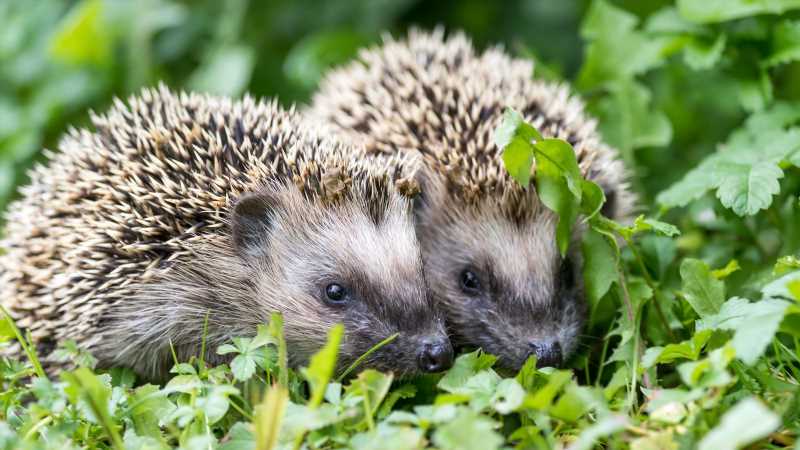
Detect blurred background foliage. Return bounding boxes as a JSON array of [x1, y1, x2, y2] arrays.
[[1, 0, 800, 277]]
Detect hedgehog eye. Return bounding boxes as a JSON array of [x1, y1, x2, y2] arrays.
[[324, 283, 349, 306], [459, 269, 482, 296]]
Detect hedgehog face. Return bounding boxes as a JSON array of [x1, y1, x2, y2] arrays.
[[416, 189, 587, 370], [232, 187, 453, 377]]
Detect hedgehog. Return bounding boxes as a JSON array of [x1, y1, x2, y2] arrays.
[[0, 85, 454, 380], [307, 29, 635, 370]]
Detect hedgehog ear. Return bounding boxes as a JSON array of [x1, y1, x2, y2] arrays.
[[231, 191, 279, 256]]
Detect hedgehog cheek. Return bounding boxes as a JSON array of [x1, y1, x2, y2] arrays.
[[231, 191, 279, 258]]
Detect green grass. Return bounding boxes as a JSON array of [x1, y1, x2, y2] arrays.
[[2, 0, 800, 448]]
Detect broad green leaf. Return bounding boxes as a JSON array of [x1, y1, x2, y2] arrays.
[[580, 179, 606, 219], [698, 397, 781, 450], [580, 0, 638, 39], [490, 378, 525, 414], [501, 139, 535, 187], [230, 353, 257, 381], [715, 160, 783, 216], [349, 369, 394, 421], [581, 228, 618, 305], [762, 270, 800, 298], [535, 138, 582, 255], [495, 108, 542, 187], [697, 297, 789, 365], [438, 350, 497, 394], [680, 259, 725, 317], [678, 0, 800, 24], [432, 408, 502, 450]]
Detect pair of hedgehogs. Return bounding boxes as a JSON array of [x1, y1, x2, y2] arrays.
[[0, 30, 631, 380]]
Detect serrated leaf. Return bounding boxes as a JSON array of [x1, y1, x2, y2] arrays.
[[698, 397, 781, 450], [715, 160, 783, 216], [680, 259, 725, 318]]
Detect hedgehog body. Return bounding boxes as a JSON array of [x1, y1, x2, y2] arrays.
[[308, 29, 634, 369], [0, 86, 452, 379]]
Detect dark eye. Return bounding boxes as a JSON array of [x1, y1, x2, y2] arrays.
[[325, 283, 348, 305], [459, 269, 482, 295]]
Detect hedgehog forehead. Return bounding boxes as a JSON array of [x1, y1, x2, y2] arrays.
[[273, 191, 425, 304], [422, 193, 560, 296]]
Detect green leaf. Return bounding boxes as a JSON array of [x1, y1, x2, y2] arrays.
[[490, 379, 525, 414], [50, 0, 114, 66], [130, 384, 175, 439], [494, 108, 542, 187], [580, 179, 606, 220], [698, 397, 781, 450], [62, 368, 124, 450], [642, 329, 713, 368], [581, 228, 619, 305], [764, 20, 800, 66], [697, 297, 789, 365], [438, 350, 497, 393], [677, 344, 735, 388], [501, 140, 535, 187], [715, 160, 783, 216], [230, 353, 257, 381], [350, 422, 424, 450], [678, 0, 800, 24], [578, 2, 673, 89], [303, 324, 343, 408], [535, 138, 582, 255], [432, 408, 502, 450], [592, 80, 672, 159], [680, 259, 725, 318], [684, 33, 726, 70]]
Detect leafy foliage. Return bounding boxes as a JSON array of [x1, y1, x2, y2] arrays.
[[2, 0, 800, 449]]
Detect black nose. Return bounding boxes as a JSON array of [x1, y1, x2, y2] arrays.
[[417, 338, 454, 373], [530, 341, 562, 367]]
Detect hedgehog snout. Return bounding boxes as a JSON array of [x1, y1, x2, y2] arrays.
[[416, 336, 454, 373]]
